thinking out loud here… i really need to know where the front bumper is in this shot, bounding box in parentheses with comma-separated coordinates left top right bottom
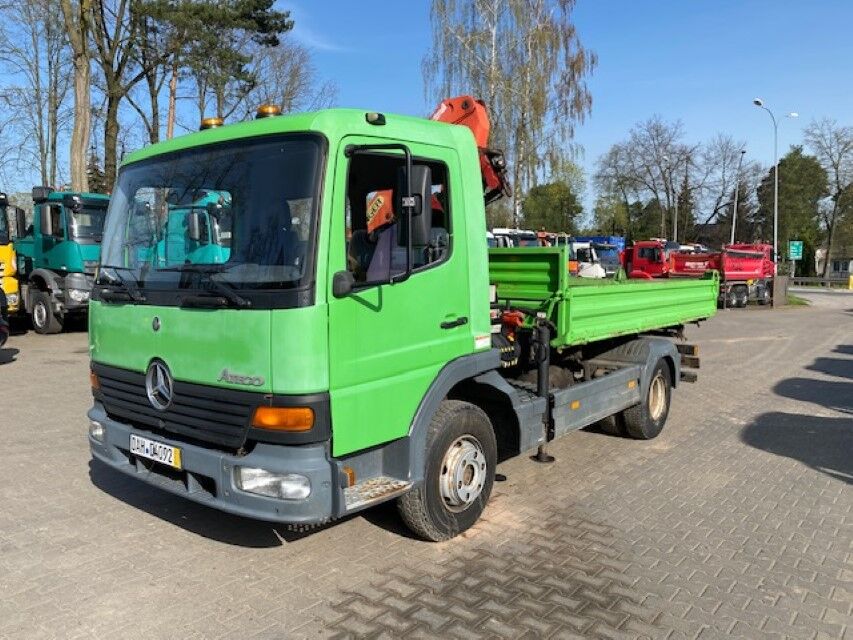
(88, 403, 336, 524)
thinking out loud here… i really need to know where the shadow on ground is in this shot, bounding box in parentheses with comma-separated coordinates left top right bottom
(0, 347, 19, 364)
(89, 459, 406, 547)
(743, 348, 853, 484)
(741, 412, 852, 484)
(833, 345, 853, 356)
(774, 377, 853, 414)
(806, 356, 853, 379)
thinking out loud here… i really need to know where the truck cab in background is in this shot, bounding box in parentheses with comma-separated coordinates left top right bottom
(13, 187, 109, 333)
(622, 239, 678, 278)
(569, 241, 606, 279)
(0, 192, 21, 317)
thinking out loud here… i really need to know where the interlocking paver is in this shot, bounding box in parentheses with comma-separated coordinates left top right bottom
(1, 293, 851, 639)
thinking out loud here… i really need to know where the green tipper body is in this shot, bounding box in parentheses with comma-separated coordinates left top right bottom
(489, 247, 718, 346)
(90, 110, 492, 457)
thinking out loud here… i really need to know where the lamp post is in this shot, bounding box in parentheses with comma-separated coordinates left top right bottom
(752, 99, 798, 263)
(730, 149, 746, 245)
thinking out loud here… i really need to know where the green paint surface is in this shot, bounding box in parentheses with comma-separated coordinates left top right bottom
(489, 247, 719, 346)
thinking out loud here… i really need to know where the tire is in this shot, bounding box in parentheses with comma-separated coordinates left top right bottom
(736, 287, 749, 308)
(398, 400, 497, 541)
(757, 285, 770, 305)
(31, 291, 63, 334)
(621, 359, 671, 440)
(725, 288, 737, 309)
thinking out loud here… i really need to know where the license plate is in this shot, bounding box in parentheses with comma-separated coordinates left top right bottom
(129, 434, 182, 470)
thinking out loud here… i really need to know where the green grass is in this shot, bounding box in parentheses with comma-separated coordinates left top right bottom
(786, 294, 810, 306)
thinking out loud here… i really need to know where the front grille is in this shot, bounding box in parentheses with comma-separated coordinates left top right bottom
(93, 363, 261, 449)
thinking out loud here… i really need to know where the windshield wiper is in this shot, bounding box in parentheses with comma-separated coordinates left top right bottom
(97, 266, 146, 302)
(158, 265, 251, 309)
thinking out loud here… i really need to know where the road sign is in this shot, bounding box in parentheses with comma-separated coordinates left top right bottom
(789, 240, 803, 260)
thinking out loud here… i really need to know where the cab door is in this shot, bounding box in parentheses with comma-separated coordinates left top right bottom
(327, 138, 473, 457)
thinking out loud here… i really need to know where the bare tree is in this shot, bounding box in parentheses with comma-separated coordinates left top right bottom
(425, 0, 596, 220)
(804, 118, 853, 275)
(59, 0, 92, 191)
(238, 38, 337, 119)
(0, 0, 71, 187)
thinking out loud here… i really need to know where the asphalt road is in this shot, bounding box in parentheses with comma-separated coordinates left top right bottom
(0, 294, 850, 639)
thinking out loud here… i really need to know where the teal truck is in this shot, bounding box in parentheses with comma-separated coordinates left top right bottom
(14, 188, 109, 333)
(87, 99, 718, 540)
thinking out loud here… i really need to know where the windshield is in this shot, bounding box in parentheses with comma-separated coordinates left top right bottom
(69, 205, 107, 242)
(593, 243, 619, 262)
(576, 248, 593, 262)
(99, 134, 323, 305)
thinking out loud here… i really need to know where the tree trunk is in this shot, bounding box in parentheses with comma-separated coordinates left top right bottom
(60, 0, 91, 192)
(103, 92, 120, 190)
(166, 62, 178, 139)
(822, 205, 837, 278)
(146, 71, 160, 144)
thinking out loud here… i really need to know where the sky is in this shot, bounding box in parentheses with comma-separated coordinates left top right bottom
(286, 0, 853, 213)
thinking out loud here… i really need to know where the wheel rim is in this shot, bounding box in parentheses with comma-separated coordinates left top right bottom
(439, 435, 487, 512)
(33, 301, 47, 328)
(648, 373, 666, 421)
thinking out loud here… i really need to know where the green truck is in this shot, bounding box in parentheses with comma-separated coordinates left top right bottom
(87, 102, 718, 540)
(13, 188, 109, 333)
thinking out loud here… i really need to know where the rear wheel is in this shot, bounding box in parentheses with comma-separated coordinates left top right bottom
(725, 287, 737, 308)
(398, 400, 496, 541)
(736, 287, 749, 307)
(31, 291, 63, 334)
(621, 359, 671, 440)
(757, 285, 771, 305)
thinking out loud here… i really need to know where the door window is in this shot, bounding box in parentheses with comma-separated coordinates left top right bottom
(49, 205, 64, 238)
(344, 153, 450, 284)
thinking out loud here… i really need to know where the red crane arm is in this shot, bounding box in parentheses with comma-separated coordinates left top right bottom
(429, 96, 512, 205)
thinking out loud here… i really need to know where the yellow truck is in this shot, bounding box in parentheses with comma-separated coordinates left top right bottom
(0, 192, 21, 315)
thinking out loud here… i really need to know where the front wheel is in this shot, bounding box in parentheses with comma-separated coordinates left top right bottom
(31, 291, 63, 334)
(621, 359, 671, 440)
(398, 400, 496, 541)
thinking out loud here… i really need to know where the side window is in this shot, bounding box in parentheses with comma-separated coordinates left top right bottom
(344, 153, 451, 283)
(49, 205, 64, 238)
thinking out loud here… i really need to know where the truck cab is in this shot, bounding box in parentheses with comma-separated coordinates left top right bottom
(14, 188, 109, 333)
(0, 192, 21, 315)
(623, 239, 678, 278)
(568, 241, 606, 278)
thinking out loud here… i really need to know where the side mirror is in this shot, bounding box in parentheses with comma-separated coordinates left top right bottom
(187, 211, 201, 241)
(396, 164, 432, 249)
(332, 270, 355, 298)
(63, 193, 83, 213)
(14, 208, 26, 239)
(0, 192, 7, 207)
(39, 206, 52, 236)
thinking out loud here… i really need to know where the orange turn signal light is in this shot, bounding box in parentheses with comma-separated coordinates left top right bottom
(90, 370, 100, 390)
(251, 406, 314, 432)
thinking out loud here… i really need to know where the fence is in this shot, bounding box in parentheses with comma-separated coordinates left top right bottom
(790, 276, 852, 289)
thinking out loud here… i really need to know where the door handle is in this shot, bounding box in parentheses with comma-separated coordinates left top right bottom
(440, 316, 468, 329)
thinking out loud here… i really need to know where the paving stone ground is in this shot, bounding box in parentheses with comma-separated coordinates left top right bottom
(0, 292, 850, 640)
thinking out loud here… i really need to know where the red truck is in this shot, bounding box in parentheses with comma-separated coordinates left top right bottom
(623, 241, 775, 307)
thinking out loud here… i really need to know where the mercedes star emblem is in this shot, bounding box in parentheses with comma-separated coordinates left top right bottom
(145, 360, 174, 410)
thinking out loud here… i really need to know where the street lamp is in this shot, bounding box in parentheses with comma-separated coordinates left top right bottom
(730, 149, 746, 245)
(752, 98, 798, 263)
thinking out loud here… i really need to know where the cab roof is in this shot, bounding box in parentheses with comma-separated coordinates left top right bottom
(121, 109, 478, 168)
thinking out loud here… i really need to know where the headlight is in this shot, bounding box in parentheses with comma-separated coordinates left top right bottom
(68, 288, 90, 302)
(234, 467, 311, 500)
(5, 293, 17, 306)
(89, 420, 105, 442)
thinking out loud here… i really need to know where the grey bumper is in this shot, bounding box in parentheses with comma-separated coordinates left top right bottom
(88, 403, 335, 524)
